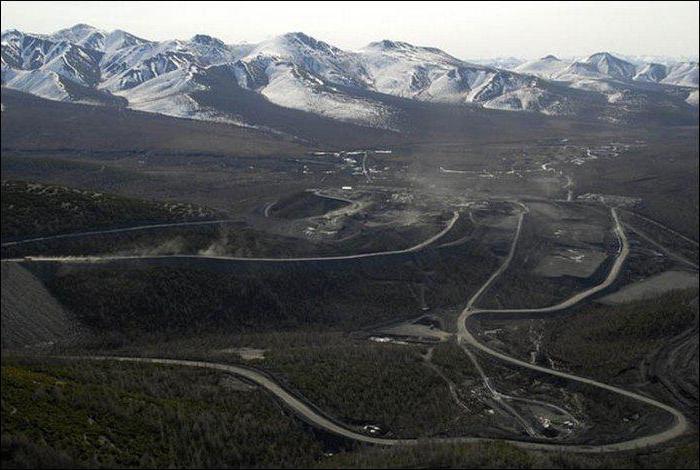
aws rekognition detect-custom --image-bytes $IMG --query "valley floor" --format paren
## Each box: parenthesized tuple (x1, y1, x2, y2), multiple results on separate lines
(1, 106, 698, 468)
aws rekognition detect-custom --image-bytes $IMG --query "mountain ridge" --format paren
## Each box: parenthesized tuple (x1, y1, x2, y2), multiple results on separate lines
(2, 24, 697, 132)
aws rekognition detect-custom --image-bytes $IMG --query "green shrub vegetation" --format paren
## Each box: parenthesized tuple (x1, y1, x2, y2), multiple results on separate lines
(1, 180, 216, 239)
(43, 239, 496, 343)
(319, 439, 699, 469)
(1, 359, 323, 468)
(260, 339, 468, 438)
(544, 290, 698, 380)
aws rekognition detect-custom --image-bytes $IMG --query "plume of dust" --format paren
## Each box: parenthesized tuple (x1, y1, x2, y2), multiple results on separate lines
(117, 237, 188, 256)
(198, 228, 231, 256)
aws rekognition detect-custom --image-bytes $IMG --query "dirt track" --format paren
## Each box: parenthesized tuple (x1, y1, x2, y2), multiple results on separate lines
(2, 211, 460, 264)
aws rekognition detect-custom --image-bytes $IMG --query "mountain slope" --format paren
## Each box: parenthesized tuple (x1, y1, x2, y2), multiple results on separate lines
(633, 63, 668, 83)
(351, 40, 595, 117)
(662, 62, 699, 87)
(0, 88, 310, 154)
(583, 52, 637, 80)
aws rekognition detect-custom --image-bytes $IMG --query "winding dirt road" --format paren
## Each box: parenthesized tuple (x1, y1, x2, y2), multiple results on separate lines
(456, 206, 689, 451)
(2, 211, 460, 264)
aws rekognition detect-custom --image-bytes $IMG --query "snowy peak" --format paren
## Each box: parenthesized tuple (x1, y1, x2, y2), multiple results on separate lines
(51, 23, 103, 43)
(243, 32, 365, 87)
(281, 32, 340, 54)
(50, 24, 149, 53)
(361, 39, 462, 65)
(515, 55, 569, 79)
(363, 39, 452, 57)
(190, 34, 225, 47)
(364, 39, 417, 52)
(356, 40, 561, 114)
(184, 34, 240, 66)
(251, 32, 343, 59)
(583, 52, 636, 80)
(102, 30, 150, 52)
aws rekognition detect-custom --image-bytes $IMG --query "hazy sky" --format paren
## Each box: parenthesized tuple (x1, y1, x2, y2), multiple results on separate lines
(2, 1, 698, 59)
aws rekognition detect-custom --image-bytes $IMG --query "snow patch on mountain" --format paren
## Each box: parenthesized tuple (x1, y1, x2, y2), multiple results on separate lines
(114, 65, 204, 117)
(569, 78, 622, 94)
(661, 62, 699, 87)
(2, 67, 70, 100)
(258, 62, 392, 128)
(100, 43, 195, 91)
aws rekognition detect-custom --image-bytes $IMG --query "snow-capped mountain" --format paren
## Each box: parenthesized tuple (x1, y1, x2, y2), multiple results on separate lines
(1, 28, 102, 88)
(514, 55, 569, 79)
(553, 52, 636, 82)
(240, 32, 367, 87)
(2, 24, 698, 130)
(510, 51, 698, 109)
(222, 32, 394, 127)
(352, 40, 577, 114)
(515, 52, 697, 89)
(583, 52, 637, 80)
(1, 24, 257, 116)
(49, 23, 147, 53)
(359, 40, 473, 100)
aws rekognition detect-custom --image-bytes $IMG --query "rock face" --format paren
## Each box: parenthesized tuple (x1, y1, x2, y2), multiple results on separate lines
(1, 262, 85, 349)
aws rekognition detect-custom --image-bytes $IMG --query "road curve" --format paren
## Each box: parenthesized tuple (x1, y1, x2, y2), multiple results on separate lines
(61, 354, 684, 453)
(263, 201, 276, 218)
(310, 189, 358, 207)
(457, 206, 689, 451)
(2, 211, 460, 264)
